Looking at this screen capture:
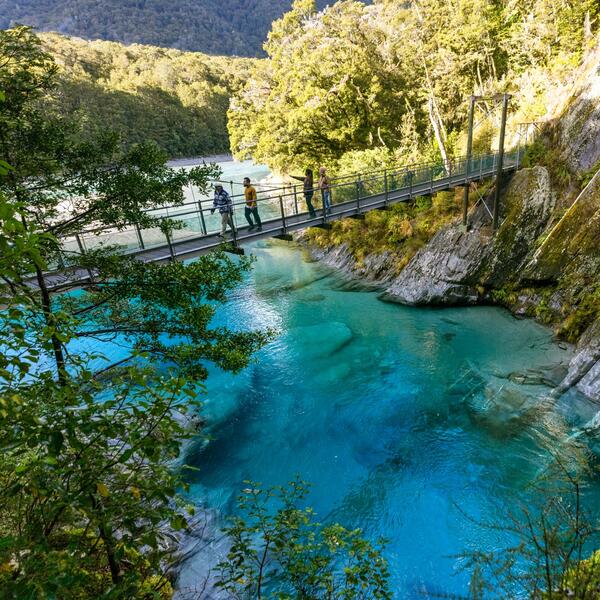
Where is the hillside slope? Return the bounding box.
[42,33,256,157]
[1,0,327,57]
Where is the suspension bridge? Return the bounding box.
[45,93,543,292]
[58,147,523,267]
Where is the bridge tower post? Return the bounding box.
[492,93,511,230]
[462,95,476,228]
[384,170,389,205]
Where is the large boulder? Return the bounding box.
[556,317,600,401]
[380,225,486,305]
[384,167,554,305]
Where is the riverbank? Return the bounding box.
[167,153,233,168]
[299,165,600,403]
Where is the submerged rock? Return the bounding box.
[286,321,354,360]
[467,380,551,439]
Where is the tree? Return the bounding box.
[0,27,270,598]
[215,479,392,599]
[228,0,408,173]
[0,0,331,58]
[41,32,256,158]
[228,0,599,175]
[463,455,600,599]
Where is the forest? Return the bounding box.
[0,0,328,57]
[42,33,256,158]
[228,0,599,174]
[1,0,600,597]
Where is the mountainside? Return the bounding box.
[41,33,256,157]
[0,0,327,57]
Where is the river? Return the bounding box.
[173,237,600,598]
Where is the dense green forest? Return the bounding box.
[228,0,599,174]
[0,0,327,57]
[42,33,256,157]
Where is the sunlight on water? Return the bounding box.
[165,240,598,598]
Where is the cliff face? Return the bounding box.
[307,42,600,401]
[378,165,600,401]
[382,166,555,305]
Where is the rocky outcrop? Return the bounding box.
[308,243,399,283]
[551,42,600,174]
[556,318,600,400]
[524,170,600,282]
[383,166,554,305]
[380,225,486,305]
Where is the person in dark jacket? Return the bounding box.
[211,184,235,238]
[291,168,316,218]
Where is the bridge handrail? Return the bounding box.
[71,150,508,236]
[207,150,515,193]
[57,148,520,260]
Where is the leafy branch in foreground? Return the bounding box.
[214,478,391,600]
[0,26,272,599]
[463,454,600,600]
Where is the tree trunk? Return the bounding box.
[90,494,123,585]
[428,96,450,174]
[34,258,67,385]
[99,522,122,585]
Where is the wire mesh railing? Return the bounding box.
[59,149,522,259]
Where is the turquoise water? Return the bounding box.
[176,240,600,597]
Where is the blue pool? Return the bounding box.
[165,240,599,597]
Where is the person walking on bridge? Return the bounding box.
[211,184,236,239]
[243,177,262,231]
[291,168,316,218]
[319,167,331,215]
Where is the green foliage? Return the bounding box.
[556,285,600,343]
[521,137,574,189]
[0,368,195,599]
[489,286,520,307]
[229,0,409,173]
[578,159,600,188]
[229,0,599,174]
[40,33,256,158]
[215,479,391,599]
[560,551,600,597]
[0,26,271,598]
[0,0,328,57]
[306,190,462,272]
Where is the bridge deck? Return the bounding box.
[41,152,519,289]
[128,160,515,263]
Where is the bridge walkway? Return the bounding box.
[40,151,520,289]
[63,150,520,267]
